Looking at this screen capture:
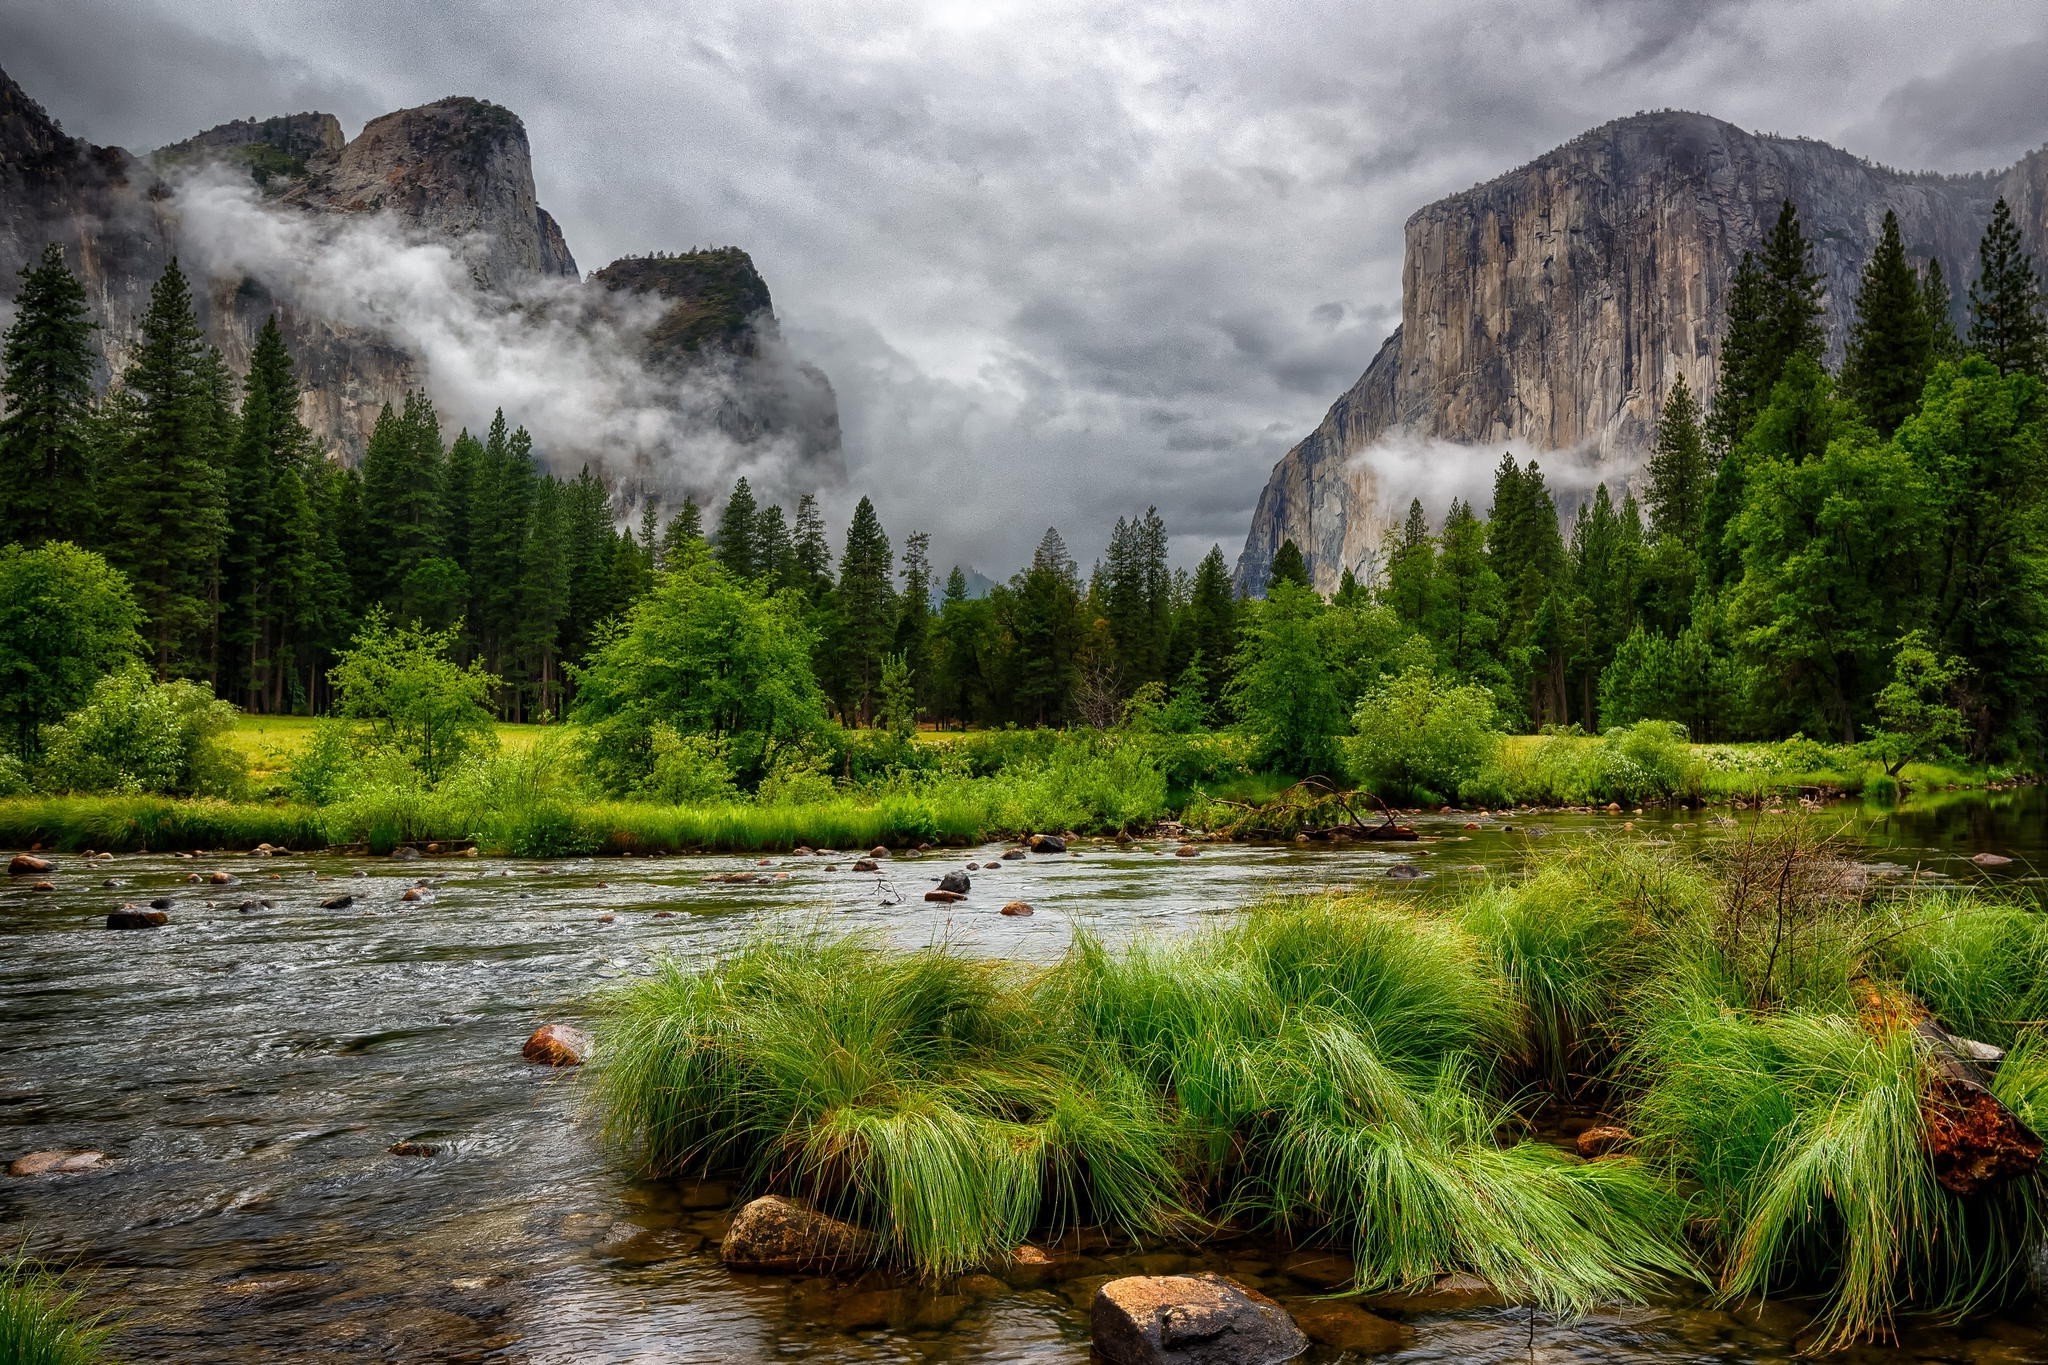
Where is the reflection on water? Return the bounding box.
[1,791,2043,1362]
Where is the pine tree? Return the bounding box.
[895,529,934,706]
[1922,258,1962,363]
[0,242,97,544]
[1010,527,1083,725]
[836,496,895,723]
[1646,375,1710,544]
[1428,498,1503,680]
[659,496,703,569]
[514,476,571,719]
[1842,210,1933,437]
[220,315,315,708]
[754,502,792,587]
[468,414,534,680]
[1967,198,2047,378]
[1708,204,1825,452]
[1184,545,1238,713]
[714,476,760,580]
[102,258,229,678]
[790,492,833,602]
[1707,252,1771,452]
[1268,538,1311,591]
[1383,498,1436,627]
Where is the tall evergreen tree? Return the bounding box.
[659,496,703,569]
[1922,258,1962,363]
[754,501,793,586]
[1428,498,1504,682]
[1010,527,1083,725]
[220,315,315,708]
[895,529,934,706]
[790,492,834,602]
[102,258,229,678]
[1182,545,1239,713]
[0,242,97,544]
[1842,210,1934,437]
[1383,499,1436,627]
[1268,538,1311,591]
[836,496,895,722]
[1708,204,1826,453]
[714,476,761,580]
[1967,198,2047,378]
[1646,376,1710,545]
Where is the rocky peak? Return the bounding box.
[0,66,81,167]
[151,111,345,188]
[1237,109,2048,594]
[591,248,776,363]
[283,95,577,287]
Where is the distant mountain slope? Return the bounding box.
[1237,110,2048,592]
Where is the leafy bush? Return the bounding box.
[37,666,246,797]
[0,750,28,798]
[756,748,838,806]
[284,719,358,806]
[639,726,739,804]
[329,610,499,782]
[1346,667,1503,803]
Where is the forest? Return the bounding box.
[0,194,2041,826]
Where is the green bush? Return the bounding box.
[1346,667,1504,804]
[639,726,739,804]
[284,719,358,806]
[37,666,246,797]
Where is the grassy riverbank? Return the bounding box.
[597,839,2048,1347]
[0,1256,112,1365]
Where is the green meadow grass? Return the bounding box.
[0,1257,112,1365]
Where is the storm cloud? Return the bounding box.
[5,0,2042,576]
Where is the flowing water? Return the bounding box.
[3,790,2045,1363]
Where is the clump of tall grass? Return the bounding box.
[1872,891,2048,1050]
[0,1256,113,1365]
[1473,721,1706,808]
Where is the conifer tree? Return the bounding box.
[1842,210,1933,437]
[659,496,703,569]
[1268,538,1311,591]
[1184,545,1238,712]
[895,529,934,703]
[102,257,229,678]
[1922,258,1961,363]
[1967,198,2047,378]
[1010,527,1083,725]
[1709,204,1825,452]
[1646,375,1710,544]
[1428,498,1503,680]
[836,496,896,722]
[0,242,97,543]
[1383,498,1436,627]
[714,476,760,580]
[220,315,315,707]
[469,415,534,678]
[790,492,833,602]
[754,502,792,586]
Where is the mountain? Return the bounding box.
[0,66,841,499]
[1236,110,2048,593]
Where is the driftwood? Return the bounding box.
[1858,983,2043,1196]
[1208,777,1418,843]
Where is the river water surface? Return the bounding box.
[3,791,2045,1363]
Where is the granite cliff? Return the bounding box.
[0,66,841,496]
[1237,111,2048,593]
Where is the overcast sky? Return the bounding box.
[7,0,2046,575]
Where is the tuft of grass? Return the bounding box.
[0,1256,113,1365]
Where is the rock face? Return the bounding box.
[1091,1274,1308,1365]
[0,64,841,488]
[1238,110,2048,593]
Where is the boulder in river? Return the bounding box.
[1173,845,1201,858]
[1028,833,1066,854]
[869,846,891,859]
[7,1150,107,1177]
[925,889,966,903]
[1091,1273,1306,1365]
[207,870,236,885]
[937,869,971,894]
[523,1023,592,1066]
[1001,849,1026,861]
[8,853,52,876]
[721,1195,874,1274]
[1973,852,2015,867]
[107,907,167,929]
[851,859,879,873]
[1000,901,1034,917]
[388,1140,441,1157]
[1289,1301,1408,1354]
[320,894,355,910]
[1575,1125,1632,1159]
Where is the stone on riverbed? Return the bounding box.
[1973,852,2014,867]
[107,906,167,929]
[8,1149,107,1176]
[851,859,879,873]
[720,1194,874,1274]
[1289,1301,1408,1354]
[1000,901,1034,917]
[320,894,354,910]
[937,869,971,894]
[1028,833,1067,854]
[1002,848,1026,860]
[8,853,53,875]
[1173,844,1201,858]
[925,889,966,903]
[522,1023,592,1066]
[1091,1273,1306,1365]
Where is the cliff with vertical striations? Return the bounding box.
[1237,111,2048,593]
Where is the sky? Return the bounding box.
[6,0,2047,576]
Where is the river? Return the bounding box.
[2,789,2043,1363]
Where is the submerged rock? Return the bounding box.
[8,853,53,876]
[925,889,966,903]
[851,859,880,873]
[388,1140,441,1157]
[869,846,891,859]
[1092,1273,1306,1365]
[1973,852,2015,867]
[522,1023,592,1066]
[107,907,167,929]
[8,1149,106,1176]
[720,1194,874,1274]
[1173,845,1201,858]
[1000,901,1034,917]
[937,869,971,894]
[320,894,354,910]
[1289,1301,1408,1354]
[1001,849,1027,861]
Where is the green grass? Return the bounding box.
[224,715,544,786]
[0,1256,113,1365]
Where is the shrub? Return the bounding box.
[37,666,246,797]
[639,726,738,804]
[284,719,358,806]
[328,610,499,782]
[1346,667,1503,804]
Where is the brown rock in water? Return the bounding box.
[1002,849,1027,860]
[869,846,890,859]
[1289,1301,1409,1354]
[1000,901,1034,917]
[1005,1244,1072,1286]
[107,907,167,929]
[1174,845,1201,858]
[8,853,52,876]
[851,859,879,873]
[30,881,54,892]
[925,889,966,903]
[522,1023,592,1066]
[1092,1273,1307,1365]
[1972,852,2014,867]
[937,869,971,894]
[208,870,237,885]
[1576,1125,1632,1159]
[320,894,354,910]
[1278,1249,1354,1289]
[401,887,427,902]
[720,1195,874,1274]
[8,1150,106,1176]
[388,1140,441,1157]
[1028,833,1067,854]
